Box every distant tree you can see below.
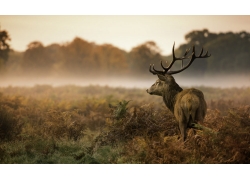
[21,41,54,76]
[92,44,128,76]
[205,31,250,75]
[175,29,215,76]
[62,37,129,77]
[0,28,11,69]
[61,37,94,76]
[176,29,250,76]
[45,43,65,76]
[185,29,217,46]
[129,41,163,76]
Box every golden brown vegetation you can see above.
[0,85,249,163]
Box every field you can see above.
[0,84,250,164]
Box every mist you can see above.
[1,74,249,89]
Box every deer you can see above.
[146,42,211,141]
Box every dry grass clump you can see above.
[94,103,178,146]
[200,106,250,163]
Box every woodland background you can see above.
[1,29,250,79]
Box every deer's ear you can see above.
[157,74,166,81]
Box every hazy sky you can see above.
[1,15,250,55]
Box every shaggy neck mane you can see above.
[163,82,183,113]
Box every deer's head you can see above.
[146,42,211,96]
[146,74,177,96]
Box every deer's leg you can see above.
[195,106,205,123]
[179,113,188,141]
[188,110,197,128]
[179,122,187,141]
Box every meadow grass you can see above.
[0,85,249,163]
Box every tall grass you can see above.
[0,85,249,163]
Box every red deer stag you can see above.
[146,43,211,141]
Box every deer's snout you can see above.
[146,89,153,95]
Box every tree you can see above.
[0,27,11,69]
[129,41,163,76]
[176,29,250,76]
[92,44,128,76]
[61,37,94,76]
[21,41,54,76]
[62,37,129,77]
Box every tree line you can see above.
[175,29,250,76]
[1,28,250,78]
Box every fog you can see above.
[1,75,250,89]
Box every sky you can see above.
[1,15,250,55]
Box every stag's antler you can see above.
[149,42,211,75]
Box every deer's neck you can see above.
[163,83,183,113]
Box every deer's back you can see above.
[174,88,207,123]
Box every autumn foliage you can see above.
[3,29,250,80]
[0,85,249,163]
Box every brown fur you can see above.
[146,74,207,141]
